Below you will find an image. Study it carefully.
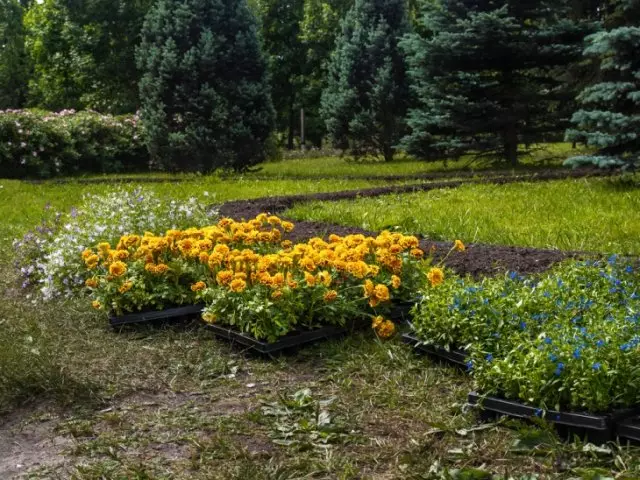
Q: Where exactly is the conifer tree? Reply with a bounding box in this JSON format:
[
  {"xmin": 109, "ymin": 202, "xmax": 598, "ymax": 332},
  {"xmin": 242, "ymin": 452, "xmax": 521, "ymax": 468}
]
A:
[
  {"xmin": 321, "ymin": 0, "xmax": 410, "ymax": 161},
  {"xmin": 402, "ymin": 0, "xmax": 591, "ymax": 165},
  {"xmin": 0, "ymin": 0, "xmax": 28, "ymax": 109},
  {"xmin": 565, "ymin": 0, "xmax": 640, "ymax": 168},
  {"xmin": 136, "ymin": 0, "xmax": 275, "ymax": 172}
]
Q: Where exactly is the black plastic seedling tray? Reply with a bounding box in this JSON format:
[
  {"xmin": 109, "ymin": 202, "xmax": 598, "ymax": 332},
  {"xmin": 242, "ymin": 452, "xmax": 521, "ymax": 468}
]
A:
[
  {"xmin": 616, "ymin": 416, "xmax": 640, "ymax": 443},
  {"xmin": 109, "ymin": 304, "xmax": 205, "ymax": 327},
  {"xmin": 402, "ymin": 333, "xmax": 468, "ymax": 368},
  {"xmin": 468, "ymin": 392, "xmax": 640, "ymax": 444},
  {"xmin": 388, "ymin": 300, "xmax": 417, "ymax": 322},
  {"xmin": 205, "ymin": 322, "xmax": 351, "ymax": 354}
]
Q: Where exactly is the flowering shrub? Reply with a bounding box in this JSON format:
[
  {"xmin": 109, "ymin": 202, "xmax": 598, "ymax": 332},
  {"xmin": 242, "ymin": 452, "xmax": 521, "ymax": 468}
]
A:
[
  {"xmin": 83, "ymin": 215, "xmax": 427, "ymax": 342},
  {"xmin": 14, "ymin": 187, "xmax": 214, "ymax": 300},
  {"xmin": 0, "ymin": 109, "xmax": 146, "ymax": 178},
  {"xmin": 412, "ymin": 256, "xmax": 640, "ymax": 412}
]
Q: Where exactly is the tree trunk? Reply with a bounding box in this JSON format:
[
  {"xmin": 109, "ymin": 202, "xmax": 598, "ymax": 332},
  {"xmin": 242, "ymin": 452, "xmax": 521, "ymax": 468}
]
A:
[{"xmin": 287, "ymin": 100, "xmax": 295, "ymax": 150}]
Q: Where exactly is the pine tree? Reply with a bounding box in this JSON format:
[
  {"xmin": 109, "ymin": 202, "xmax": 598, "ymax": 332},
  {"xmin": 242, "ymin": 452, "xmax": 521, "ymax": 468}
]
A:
[
  {"xmin": 136, "ymin": 0, "xmax": 275, "ymax": 172},
  {"xmin": 402, "ymin": 0, "xmax": 592, "ymax": 166},
  {"xmin": 565, "ymin": 0, "xmax": 640, "ymax": 169},
  {"xmin": 321, "ymin": 0, "xmax": 410, "ymax": 162},
  {"xmin": 0, "ymin": 0, "xmax": 29, "ymax": 109}
]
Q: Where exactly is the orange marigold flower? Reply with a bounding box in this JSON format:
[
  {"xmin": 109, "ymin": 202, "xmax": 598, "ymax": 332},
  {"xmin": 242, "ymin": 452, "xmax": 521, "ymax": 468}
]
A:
[
  {"xmin": 391, "ymin": 275, "xmax": 401, "ymax": 289},
  {"xmin": 375, "ymin": 320, "xmax": 396, "ymax": 339},
  {"xmin": 281, "ymin": 240, "xmax": 293, "ymax": 250},
  {"xmin": 427, "ymin": 267, "xmax": 444, "ymax": 287},
  {"xmin": 271, "ymin": 289, "xmax": 283, "ymax": 300},
  {"xmin": 230, "ymin": 278, "xmax": 247, "ymax": 293},
  {"xmin": 374, "ymin": 284, "xmax": 390, "ymax": 302},
  {"xmin": 318, "ymin": 271, "xmax": 332, "ymax": 287},
  {"xmin": 323, "ymin": 290, "xmax": 338, "ymax": 302},
  {"xmin": 156, "ymin": 263, "xmax": 169, "ymax": 274},
  {"xmin": 199, "ymin": 251, "xmax": 210, "ymax": 264},
  {"xmin": 97, "ymin": 242, "xmax": 111, "ymax": 252},
  {"xmin": 81, "ymin": 249, "xmax": 93, "ymax": 260},
  {"xmin": 119, "ymin": 281, "xmax": 133, "ymax": 294},
  {"xmin": 267, "ymin": 215, "xmax": 281, "ymax": 226},
  {"xmin": 304, "ymin": 272, "xmax": 316, "ymax": 287},
  {"xmin": 410, "ymin": 248, "xmax": 424, "ymax": 259},
  {"xmin": 216, "ymin": 270, "xmax": 234, "ymax": 286},
  {"xmin": 85, "ymin": 277, "xmax": 98, "ymax": 288},
  {"xmin": 114, "ymin": 250, "xmax": 129, "ymax": 260},
  {"xmin": 109, "ymin": 261, "xmax": 127, "ymax": 277},
  {"xmin": 454, "ymin": 240, "xmax": 465, "ymax": 252},
  {"xmin": 91, "ymin": 300, "xmax": 102, "ymax": 310},
  {"xmin": 85, "ymin": 254, "xmax": 99, "ymax": 269},
  {"xmin": 363, "ymin": 279, "xmax": 375, "ymax": 298},
  {"xmin": 328, "ymin": 234, "xmax": 342, "ymax": 243},
  {"xmin": 191, "ymin": 281, "xmax": 206, "ymax": 292},
  {"xmin": 282, "ymin": 221, "xmax": 294, "ymax": 232}
]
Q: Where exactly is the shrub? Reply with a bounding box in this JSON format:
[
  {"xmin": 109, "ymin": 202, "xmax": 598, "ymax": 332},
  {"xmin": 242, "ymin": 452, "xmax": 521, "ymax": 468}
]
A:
[
  {"xmin": 0, "ymin": 109, "xmax": 147, "ymax": 178},
  {"xmin": 13, "ymin": 186, "xmax": 215, "ymax": 300},
  {"xmin": 411, "ymin": 257, "xmax": 640, "ymax": 412}
]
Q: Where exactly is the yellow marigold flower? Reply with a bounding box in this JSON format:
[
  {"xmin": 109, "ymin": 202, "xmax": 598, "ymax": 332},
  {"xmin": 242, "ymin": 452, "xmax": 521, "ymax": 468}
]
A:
[
  {"xmin": 299, "ymin": 257, "xmax": 316, "ymax": 272},
  {"xmin": 391, "ymin": 275, "xmax": 401, "ymax": 289},
  {"xmin": 85, "ymin": 277, "xmax": 98, "ymax": 288},
  {"xmin": 114, "ymin": 250, "xmax": 129, "ymax": 260},
  {"xmin": 288, "ymin": 280, "xmax": 299, "ymax": 289},
  {"xmin": 81, "ymin": 249, "xmax": 93, "ymax": 260},
  {"xmin": 323, "ymin": 290, "xmax": 338, "ymax": 302},
  {"xmin": 271, "ymin": 289, "xmax": 283, "ymax": 300},
  {"xmin": 282, "ymin": 221, "xmax": 294, "ymax": 232},
  {"xmin": 191, "ymin": 281, "xmax": 206, "ymax": 292},
  {"xmin": 214, "ymin": 244, "xmax": 230, "ymax": 255},
  {"xmin": 371, "ymin": 315, "xmax": 384, "ymax": 329},
  {"xmin": 304, "ymin": 272, "xmax": 316, "ymax": 287},
  {"xmin": 363, "ymin": 279, "xmax": 375, "ymax": 298},
  {"xmin": 109, "ymin": 261, "xmax": 127, "ymax": 277},
  {"xmin": 389, "ymin": 244, "xmax": 402, "ymax": 254},
  {"xmin": 318, "ymin": 271, "xmax": 332, "ymax": 287},
  {"xmin": 145, "ymin": 263, "xmax": 157, "ymax": 274},
  {"xmin": 410, "ymin": 248, "xmax": 424, "ymax": 259},
  {"xmin": 199, "ymin": 252, "xmax": 210, "ymax": 264},
  {"xmin": 267, "ymin": 215, "xmax": 281, "ymax": 226},
  {"xmin": 119, "ymin": 281, "xmax": 133, "ymax": 294},
  {"xmin": 156, "ymin": 263, "xmax": 169, "ymax": 274},
  {"xmin": 328, "ymin": 234, "xmax": 342, "ymax": 243},
  {"xmin": 125, "ymin": 235, "xmax": 140, "ymax": 247},
  {"xmin": 91, "ymin": 300, "xmax": 102, "ymax": 310},
  {"xmin": 272, "ymin": 272, "xmax": 285, "ymax": 287},
  {"xmin": 374, "ymin": 284, "xmax": 390, "ymax": 302},
  {"xmin": 281, "ymin": 240, "xmax": 293, "ymax": 250},
  {"xmin": 255, "ymin": 213, "xmax": 268, "ymax": 223},
  {"xmin": 202, "ymin": 311, "xmax": 217, "ymax": 324},
  {"xmin": 216, "ymin": 270, "xmax": 234, "ymax": 286},
  {"xmin": 198, "ymin": 239, "xmax": 213, "ymax": 251},
  {"xmin": 427, "ymin": 267, "xmax": 445, "ymax": 287},
  {"xmin": 454, "ymin": 240, "xmax": 465, "ymax": 252},
  {"xmin": 230, "ymin": 278, "xmax": 247, "ymax": 293},
  {"xmin": 375, "ymin": 320, "xmax": 396, "ymax": 339},
  {"xmin": 401, "ymin": 236, "xmax": 420, "ymax": 249},
  {"xmin": 85, "ymin": 254, "xmax": 99, "ymax": 269},
  {"xmin": 234, "ymin": 272, "xmax": 248, "ymax": 280},
  {"xmin": 98, "ymin": 242, "xmax": 111, "ymax": 251}
]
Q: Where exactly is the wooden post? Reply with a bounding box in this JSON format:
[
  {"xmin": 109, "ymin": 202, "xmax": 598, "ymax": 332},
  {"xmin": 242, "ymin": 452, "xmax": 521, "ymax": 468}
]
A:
[{"xmin": 300, "ymin": 108, "xmax": 305, "ymax": 151}]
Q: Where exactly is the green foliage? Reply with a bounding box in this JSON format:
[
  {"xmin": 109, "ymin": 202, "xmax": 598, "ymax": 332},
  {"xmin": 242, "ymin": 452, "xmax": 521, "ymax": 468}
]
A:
[
  {"xmin": 0, "ymin": 109, "xmax": 147, "ymax": 178},
  {"xmin": 402, "ymin": 0, "xmax": 593, "ymax": 165},
  {"xmin": 411, "ymin": 258, "xmax": 640, "ymax": 412},
  {"xmin": 321, "ymin": 0, "xmax": 411, "ymax": 161},
  {"xmin": 565, "ymin": 1, "xmax": 640, "ymax": 169},
  {"xmin": 23, "ymin": 0, "xmax": 152, "ymax": 113},
  {"xmin": 136, "ymin": 0, "xmax": 275, "ymax": 173},
  {"xmin": 0, "ymin": 0, "xmax": 29, "ymax": 109}
]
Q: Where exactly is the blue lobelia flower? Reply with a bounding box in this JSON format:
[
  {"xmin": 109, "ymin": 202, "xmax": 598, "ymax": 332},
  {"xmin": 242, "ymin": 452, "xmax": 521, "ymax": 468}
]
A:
[
  {"xmin": 485, "ymin": 354, "xmax": 493, "ymax": 362},
  {"xmin": 544, "ymin": 337, "xmax": 552, "ymax": 345},
  {"xmin": 573, "ymin": 348, "xmax": 581, "ymax": 359},
  {"xmin": 592, "ymin": 363, "xmax": 602, "ymax": 371},
  {"xmin": 466, "ymin": 360, "xmax": 473, "ymax": 371},
  {"xmin": 596, "ymin": 340, "xmax": 605, "ymax": 347},
  {"xmin": 554, "ymin": 363, "xmax": 565, "ymax": 376}
]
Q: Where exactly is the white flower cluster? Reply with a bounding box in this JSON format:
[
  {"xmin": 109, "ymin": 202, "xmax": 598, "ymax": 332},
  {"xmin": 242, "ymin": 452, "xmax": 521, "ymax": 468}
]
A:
[{"xmin": 15, "ymin": 186, "xmax": 217, "ymax": 300}]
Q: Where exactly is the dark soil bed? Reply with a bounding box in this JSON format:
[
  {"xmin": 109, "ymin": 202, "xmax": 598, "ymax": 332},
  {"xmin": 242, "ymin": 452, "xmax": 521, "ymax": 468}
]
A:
[{"xmin": 216, "ymin": 169, "xmax": 608, "ymax": 276}]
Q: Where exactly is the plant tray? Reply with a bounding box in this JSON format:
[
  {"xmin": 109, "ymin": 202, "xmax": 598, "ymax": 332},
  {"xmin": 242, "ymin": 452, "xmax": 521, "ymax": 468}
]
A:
[
  {"xmin": 205, "ymin": 322, "xmax": 351, "ymax": 354},
  {"xmin": 616, "ymin": 416, "xmax": 640, "ymax": 443},
  {"xmin": 388, "ymin": 300, "xmax": 418, "ymax": 322},
  {"xmin": 109, "ymin": 304, "xmax": 205, "ymax": 327},
  {"xmin": 402, "ymin": 333, "xmax": 468, "ymax": 368},
  {"xmin": 468, "ymin": 392, "xmax": 640, "ymax": 444}
]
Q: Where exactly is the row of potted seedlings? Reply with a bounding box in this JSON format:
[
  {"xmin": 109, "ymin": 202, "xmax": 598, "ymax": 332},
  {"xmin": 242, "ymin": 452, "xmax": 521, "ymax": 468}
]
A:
[
  {"xmin": 407, "ymin": 256, "xmax": 640, "ymax": 443},
  {"xmin": 83, "ymin": 214, "xmax": 429, "ymax": 353}
]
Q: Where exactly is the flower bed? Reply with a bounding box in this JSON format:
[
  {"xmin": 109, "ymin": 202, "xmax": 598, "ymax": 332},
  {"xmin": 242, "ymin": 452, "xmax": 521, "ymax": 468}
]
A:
[
  {"xmin": 411, "ymin": 257, "xmax": 640, "ymax": 414},
  {"xmin": 84, "ymin": 215, "xmax": 432, "ymax": 342}
]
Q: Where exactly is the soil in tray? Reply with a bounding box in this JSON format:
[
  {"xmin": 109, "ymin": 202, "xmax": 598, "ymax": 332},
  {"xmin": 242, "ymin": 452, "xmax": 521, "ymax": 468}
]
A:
[
  {"xmin": 204, "ymin": 321, "xmax": 356, "ymax": 355},
  {"xmin": 468, "ymin": 392, "xmax": 640, "ymax": 444},
  {"xmin": 109, "ymin": 304, "xmax": 204, "ymax": 327},
  {"xmin": 402, "ymin": 333, "xmax": 468, "ymax": 368}
]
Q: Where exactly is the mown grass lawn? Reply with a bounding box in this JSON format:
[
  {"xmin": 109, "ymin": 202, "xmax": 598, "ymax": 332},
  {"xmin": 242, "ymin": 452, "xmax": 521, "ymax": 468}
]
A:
[
  {"xmin": 2, "ymin": 164, "xmax": 640, "ymax": 479},
  {"xmin": 288, "ymin": 176, "xmax": 640, "ymax": 255}
]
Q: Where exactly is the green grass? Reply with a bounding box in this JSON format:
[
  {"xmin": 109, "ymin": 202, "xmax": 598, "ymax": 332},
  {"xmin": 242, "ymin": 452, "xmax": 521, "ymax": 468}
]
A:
[
  {"xmin": 287, "ymin": 176, "xmax": 640, "ymax": 255},
  {"xmin": 257, "ymin": 142, "xmax": 588, "ymax": 178}
]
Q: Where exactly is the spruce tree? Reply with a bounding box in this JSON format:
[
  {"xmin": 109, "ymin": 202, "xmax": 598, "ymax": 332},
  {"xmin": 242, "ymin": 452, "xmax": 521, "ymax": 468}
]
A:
[
  {"xmin": 565, "ymin": 0, "xmax": 640, "ymax": 169},
  {"xmin": 136, "ymin": 0, "xmax": 275, "ymax": 172},
  {"xmin": 402, "ymin": 0, "xmax": 592, "ymax": 165},
  {"xmin": 0, "ymin": 0, "xmax": 28, "ymax": 109},
  {"xmin": 321, "ymin": 0, "xmax": 410, "ymax": 162}
]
